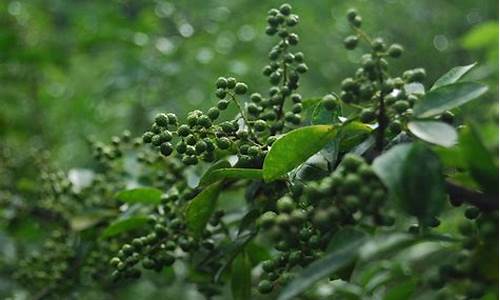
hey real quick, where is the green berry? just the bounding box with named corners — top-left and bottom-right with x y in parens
top-left (215, 77), bottom-right (227, 89)
top-left (393, 100), bottom-right (409, 113)
top-left (142, 131), bottom-right (154, 143)
top-left (155, 113), bottom-right (169, 127)
top-left (217, 99), bottom-right (229, 110)
top-left (215, 88), bottom-right (226, 99)
top-left (388, 44), bottom-right (403, 58)
top-left (258, 211), bottom-right (277, 229)
top-left (464, 207), bottom-right (480, 219)
top-left (195, 140), bottom-right (207, 154)
top-left (296, 63), bottom-right (308, 73)
top-left (372, 37), bottom-right (385, 52)
top-left (258, 280), bottom-right (273, 294)
top-left (234, 82), bottom-right (248, 95)
top-left (344, 35), bottom-right (358, 50)
top-left (254, 120), bottom-right (267, 132)
top-left (216, 137), bottom-right (231, 149)
top-left (360, 109), bottom-right (376, 123)
top-left (226, 77), bottom-right (236, 89)
top-left (277, 196), bottom-right (295, 213)
top-left (177, 125), bottom-right (190, 137)
top-left (322, 94), bottom-right (338, 111)
top-left (207, 107), bottom-right (220, 120)
top-left (250, 93), bottom-right (262, 103)
top-left (160, 142), bottom-right (173, 156)
top-left (346, 8), bottom-right (357, 21)
top-left (279, 3), bottom-right (292, 15)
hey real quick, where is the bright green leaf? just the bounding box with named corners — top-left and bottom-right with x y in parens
top-left (263, 125), bottom-right (337, 181)
top-left (199, 168), bottom-right (262, 186)
top-left (312, 101), bottom-right (341, 125)
top-left (338, 122), bottom-right (373, 151)
top-left (101, 216), bottom-right (150, 238)
top-left (413, 82), bottom-right (488, 118)
top-left (115, 187), bottom-right (163, 205)
top-left (407, 121), bottom-right (458, 147)
top-left (231, 250), bottom-right (252, 300)
top-left (198, 160), bottom-right (231, 186)
top-left (431, 63), bottom-right (477, 90)
top-left (185, 182), bottom-right (222, 239)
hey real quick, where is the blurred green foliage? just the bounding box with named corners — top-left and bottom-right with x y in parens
top-left (1, 0), bottom-right (497, 168)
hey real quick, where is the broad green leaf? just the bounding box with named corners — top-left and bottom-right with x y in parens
top-left (459, 126), bottom-right (499, 195)
top-left (372, 143), bottom-right (413, 191)
top-left (413, 82), bottom-right (488, 118)
top-left (231, 250), bottom-right (252, 300)
top-left (101, 216), bottom-right (150, 238)
top-left (383, 279), bottom-right (416, 300)
top-left (278, 230), bottom-right (366, 300)
top-left (461, 21), bottom-right (499, 50)
top-left (185, 182), bottom-right (222, 239)
top-left (398, 143), bottom-right (446, 219)
top-left (373, 143), bottom-right (446, 219)
top-left (338, 122), bottom-right (373, 151)
top-left (327, 227), bottom-right (367, 252)
top-left (407, 121), bottom-right (458, 147)
top-left (198, 160), bottom-right (231, 186)
top-left (199, 168), bottom-right (262, 186)
top-left (301, 97), bottom-right (322, 111)
top-left (263, 125), bottom-right (337, 181)
top-left (215, 231), bottom-right (257, 282)
top-left (433, 145), bottom-right (466, 169)
top-left (431, 63), bottom-right (477, 90)
top-left (115, 187), bottom-right (163, 205)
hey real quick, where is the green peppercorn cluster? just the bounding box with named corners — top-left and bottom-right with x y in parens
top-left (425, 210), bottom-right (498, 299)
top-left (255, 154), bottom-right (391, 294)
top-left (14, 231), bottom-right (75, 294)
top-left (340, 9), bottom-right (455, 137)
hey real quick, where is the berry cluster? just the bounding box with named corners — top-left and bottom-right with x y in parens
top-left (256, 154), bottom-right (390, 294)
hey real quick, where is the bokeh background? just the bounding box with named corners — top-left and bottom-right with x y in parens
top-left (0, 0), bottom-right (498, 299)
top-left (1, 0), bottom-right (498, 169)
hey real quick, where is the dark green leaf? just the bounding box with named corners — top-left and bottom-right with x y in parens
top-left (459, 126), bottom-right (499, 195)
top-left (278, 230), bottom-right (366, 300)
top-left (231, 250), bottom-right (252, 300)
top-left (215, 231), bottom-right (257, 282)
top-left (398, 144), bottom-right (446, 219)
top-left (199, 168), bottom-right (262, 186)
top-left (185, 182), bottom-right (222, 239)
top-left (372, 143), bottom-right (413, 192)
top-left (115, 187), bottom-right (163, 205)
top-left (383, 279), bottom-right (416, 300)
top-left (101, 216), bottom-right (150, 238)
top-left (413, 82), bottom-right (488, 118)
top-left (407, 121), bottom-right (458, 147)
top-left (263, 125), bottom-right (337, 181)
top-left (431, 63), bottom-right (477, 90)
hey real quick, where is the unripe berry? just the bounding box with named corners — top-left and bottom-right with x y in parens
top-left (177, 125), bottom-right (190, 137)
top-left (250, 93), bottom-right (262, 103)
top-left (216, 137), bottom-right (231, 149)
top-left (215, 88), bottom-right (226, 99)
top-left (279, 3), bottom-right (292, 15)
top-left (277, 196), bottom-right (295, 213)
top-left (464, 207), bottom-right (480, 219)
top-left (254, 120), bottom-right (268, 132)
top-left (346, 8), bottom-right (357, 21)
top-left (155, 113), bottom-right (169, 127)
top-left (360, 109), bottom-right (376, 123)
top-left (344, 35), bottom-right (358, 50)
top-left (389, 120), bottom-right (402, 134)
top-left (322, 94), bottom-right (338, 111)
top-left (234, 82), bottom-right (248, 95)
top-left (258, 211), bottom-right (277, 229)
top-left (393, 100), bottom-right (410, 113)
top-left (296, 63), bottom-right (308, 73)
top-left (372, 37), bottom-right (386, 52)
top-left (288, 33), bottom-right (299, 45)
top-left (217, 99), bottom-right (229, 110)
top-left (160, 142), bottom-right (173, 156)
top-left (142, 131), bottom-right (154, 143)
top-left (258, 280), bottom-right (273, 294)
top-left (388, 44), bottom-right (404, 58)
top-left (215, 77), bottom-right (227, 89)
top-left (226, 77), bottom-right (236, 89)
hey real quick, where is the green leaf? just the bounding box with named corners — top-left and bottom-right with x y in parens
top-left (301, 97), bottom-right (322, 111)
top-left (198, 160), bottom-right (231, 186)
top-left (373, 143), bottom-right (446, 219)
top-left (278, 230), bottom-right (366, 300)
top-left (407, 121), bottom-right (458, 147)
top-left (413, 82), bottom-right (488, 118)
top-left (185, 182), bottom-right (222, 239)
top-left (199, 168), bottom-right (262, 186)
top-left (312, 101), bottom-right (341, 125)
top-left (372, 143), bottom-right (413, 192)
top-left (231, 250), bottom-right (252, 300)
top-left (398, 144), bottom-right (446, 219)
top-left (383, 279), bottom-right (416, 300)
top-left (101, 216), bottom-right (150, 238)
top-left (263, 125), bottom-right (337, 181)
top-left (459, 126), bottom-right (499, 195)
top-left (431, 63), bottom-right (477, 90)
top-left (338, 122), bottom-right (373, 152)
top-left (115, 187), bottom-right (163, 205)
top-left (70, 210), bottom-right (115, 231)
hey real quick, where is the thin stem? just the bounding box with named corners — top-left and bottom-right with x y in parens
top-left (228, 93), bottom-right (255, 138)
